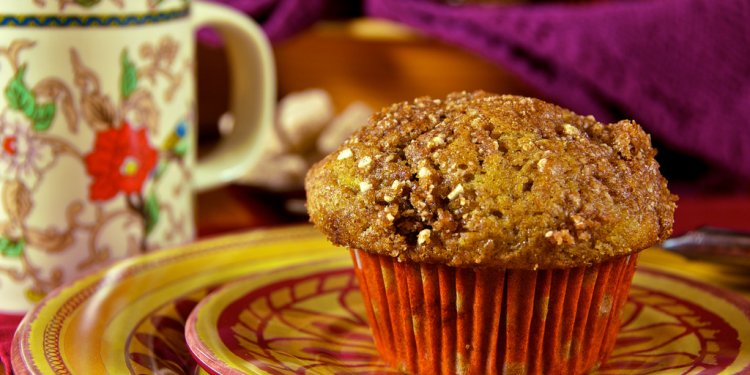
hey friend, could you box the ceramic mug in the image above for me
[0,0,274,313]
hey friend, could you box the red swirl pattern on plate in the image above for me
[126,287,217,375]
[599,283,740,373]
[218,269,398,374]
[212,268,743,374]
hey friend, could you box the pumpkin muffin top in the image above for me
[305,91,676,269]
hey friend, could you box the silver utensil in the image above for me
[661,226,750,267]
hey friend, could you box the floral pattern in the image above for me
[85,122,158,201]
[0,37,192,305]
[0,113,54,189]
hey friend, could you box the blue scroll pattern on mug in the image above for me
[0,8,189,27]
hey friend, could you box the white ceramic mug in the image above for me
[0,0,275,313]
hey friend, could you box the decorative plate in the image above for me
[186,260,750,374]
[11,226,340,374]
[12,225,750,374]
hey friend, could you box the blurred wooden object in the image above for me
[273,19,535,112]
[196,18,536,134]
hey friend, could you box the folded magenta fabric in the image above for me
[206,0,750,179]
[0,314,22,375]
[366,0,750,179]
[200,0,329,42]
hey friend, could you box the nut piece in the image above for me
[358,156,372,168]
[338,148,353,160]
[537,158,548,172]
[571,214,586,229]
[418,166,432,179]
[544,229,575,245]
[359,181,372,193]
[447,184,464,200]
[562,123,580,135]
[428,135,446,147]
[417,229,431,245]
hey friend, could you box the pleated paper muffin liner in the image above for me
[350,249,638,375]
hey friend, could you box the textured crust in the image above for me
[305,91,676,269]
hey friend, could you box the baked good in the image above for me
[305,91,676,374]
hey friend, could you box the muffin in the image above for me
[305,91,676,374]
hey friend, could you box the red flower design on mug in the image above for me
[85,123,158,201]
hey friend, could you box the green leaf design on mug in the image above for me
[173,138,189,157]
[0,237,24,257]
[74,0,102,7]
[5,65,57,131]
[5,65,36,117]
[121,50,138,100]
[144,194,160,235]
[32,102,57,131]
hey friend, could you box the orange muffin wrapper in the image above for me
[350,249,638,375]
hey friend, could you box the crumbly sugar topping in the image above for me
[306,91,676,269]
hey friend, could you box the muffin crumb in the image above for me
[537,158,548,173]
[545,229,575,246]
[429,135,445,147]
[447,184,464,200]
[562,123,579,136]
[418,166,432,179]
[418,229,431,245]
[337,148,353,160]
[359,181,372,193]
[358,156,372,168]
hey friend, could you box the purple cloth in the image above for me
[202,0,328,42]
[366,0,750,179]
[209,0,750,179]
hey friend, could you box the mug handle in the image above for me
[190,1,275,191]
